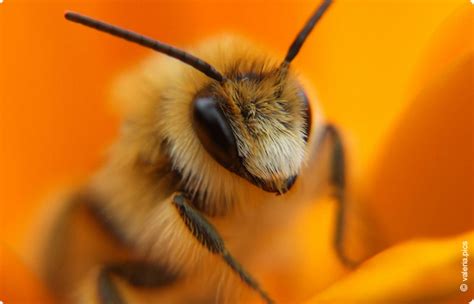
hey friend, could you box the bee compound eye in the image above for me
[192,97,240,171]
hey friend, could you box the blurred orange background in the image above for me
[0,0,472,303]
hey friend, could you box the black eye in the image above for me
[300,90,312,142]
[192,97,240,171]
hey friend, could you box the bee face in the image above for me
[192,70,311,194]
[64,7,328,200]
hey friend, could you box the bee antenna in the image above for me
[283,0,333,64]
[64,11,226,83]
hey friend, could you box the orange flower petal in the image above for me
[0,245,53,303]
[364,42,473,251]
[307,231,474,303]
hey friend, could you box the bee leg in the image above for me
[172,193,274,304]
[97,261,179,304]
[97,266,124,304]
[320,124,357,267]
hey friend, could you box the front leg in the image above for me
[172,193,274,304]
[318,124,357,267]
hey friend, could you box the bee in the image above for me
[40,0,354,303]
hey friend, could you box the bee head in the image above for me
[64,0,332,197]
[192,70,310,194]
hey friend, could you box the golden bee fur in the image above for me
[108,35,311,213]
[40,35,330,303]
